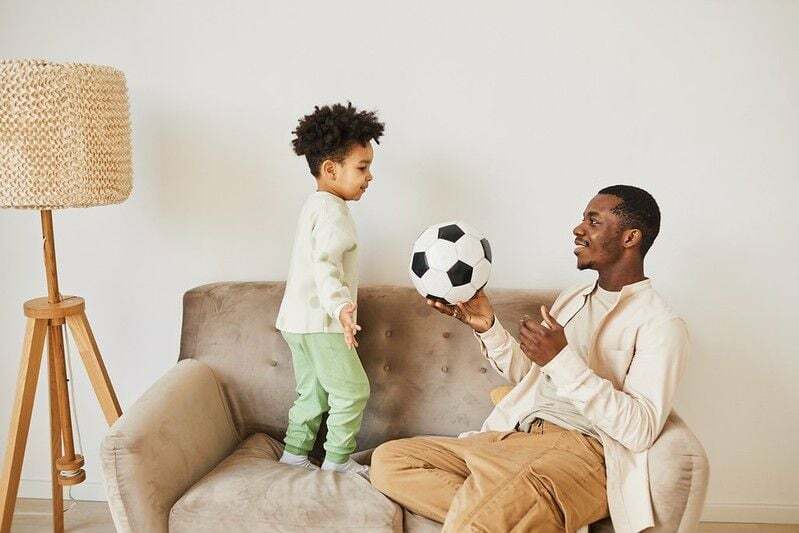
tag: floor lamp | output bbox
[0,59,132,533]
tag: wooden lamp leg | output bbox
[47,333,65,533]
[0,319,48,532]
[39,211,86,488]
[66,313,122,425]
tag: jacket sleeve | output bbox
[310,203,356,322]
[542,317,689,452]
[475,318,535,384]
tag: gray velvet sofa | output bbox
[100,282,709,532]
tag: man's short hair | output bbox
[598,185,661,256]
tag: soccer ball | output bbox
[409,221,492,304]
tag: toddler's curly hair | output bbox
[292,102,384,177]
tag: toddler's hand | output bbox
[339,302,361,349]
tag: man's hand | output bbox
[519,306,567,366]
[339,303,361,349]
[426,288,495,333]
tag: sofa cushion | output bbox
[169,433,403,532]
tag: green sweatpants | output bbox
[281,332,371,464]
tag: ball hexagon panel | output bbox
[470,258,491,290]
[420,268,452,299]
[410,270,427,295]
[426,239,457,271]
[447,283,478,304]
[455,221,481,239]
[455,234,484,266]
[413,226,439,253]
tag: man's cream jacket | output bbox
[466,279,689,533]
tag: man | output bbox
[371,185,689,533]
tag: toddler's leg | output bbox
[281,332,329,457]
[305,333,370,464]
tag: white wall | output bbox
[1,0,797,523]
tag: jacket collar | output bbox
[580,278,651,299]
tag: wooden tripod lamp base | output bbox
[0,286,125,533]
[0,295,122,533]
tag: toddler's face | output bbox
[332,142,374,201]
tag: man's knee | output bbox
[444,471,566,533]
[370,441,397,490]
[370,438,414,492]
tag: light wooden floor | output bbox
[10,498,799,532]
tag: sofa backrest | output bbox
[179,282,556,452]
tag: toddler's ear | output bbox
[322,159,336,179]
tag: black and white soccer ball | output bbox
[409,221,492,304]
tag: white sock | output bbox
[321,458,349,472]
[280,450,309,465]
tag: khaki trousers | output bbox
[370,420,608,532]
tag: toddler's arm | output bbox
[311,204,356,325]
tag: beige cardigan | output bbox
[465,278,689,533]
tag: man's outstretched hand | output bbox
[426,289,495,333]
[339,302,361,349]
[519,305,567,366]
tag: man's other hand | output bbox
[519,306,567,365]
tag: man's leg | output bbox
[370,435,472,522]
[444,421,608,532]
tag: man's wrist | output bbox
[474,314,495,334]
[536,345,565,366]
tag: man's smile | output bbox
[574,238,589,254]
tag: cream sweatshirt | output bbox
[276,191,358,334]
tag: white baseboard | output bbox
[702,503,799,524]
[17,479,799,525]
[19,478,107,502]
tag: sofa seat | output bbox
[169,433,403,532]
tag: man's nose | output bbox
[573,224,584,236]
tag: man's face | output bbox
[573,194,626,271]
[333,141,374,201]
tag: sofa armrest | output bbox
[647,412,710,532]
[100,359,241,533]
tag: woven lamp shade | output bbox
[0,59,132,209]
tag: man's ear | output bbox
[321,159,336,180]
[623,228,642,250]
